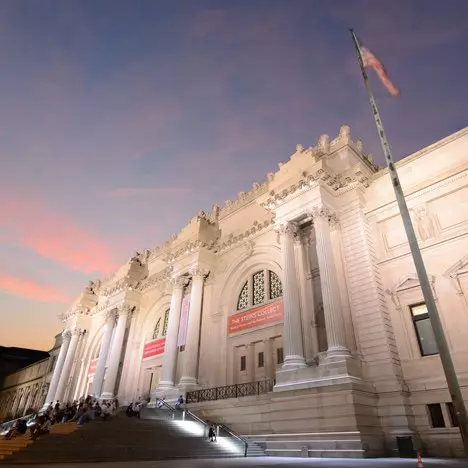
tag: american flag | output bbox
[361,46,400,96]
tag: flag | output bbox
[361,46,400,96]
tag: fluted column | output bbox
[179,268,207,388]
[247,343,256,382]
[277,222,306,368]
[91,310,116,397]
[42,331,71,407]
[55,328,82,402]
[158,277,187,389]
[101,305,132,399]
[295,231,319,362]
[264,338,274,379]
[311,206,350,358]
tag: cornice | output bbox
[216,217,275,254]
[260,167,370,211]
[137,266,174,292]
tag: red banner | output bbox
[143,337,166,359]
[228,299,283,335]
[88,358,98,376]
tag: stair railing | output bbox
[0,414,34,436]
[155,399,176,419]
[156,399,248,457]
[217,422,249,457]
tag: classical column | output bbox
[91,310,116,397]
[311,206,350,358]
[158,277,187,389]
[264,338,274,379]
[43,330,71,407]
[101,305,132,399]
[247,343,256,382]
[55,328,82,402]
[179,268,207,388]
[294,231,319,362]
[277,222,306,368]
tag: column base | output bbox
[100,392,115,401]
[326,345,352,361]
[149,383,180,407]
[274,355,362,392]
[178,376,199,394]
[282,354,307,369]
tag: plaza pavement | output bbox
[2,457,467,468]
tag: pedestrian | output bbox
[208,424,216,442]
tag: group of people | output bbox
[1,395,119,441]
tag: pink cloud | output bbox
[0,194,118,274]
[0,271,71,303]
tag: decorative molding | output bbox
[216,217,275,253]
[189,267,210,279]
[275,221,298,239]
[445,255,468,296]
[137,266,173,293]
[170,276,189,290]
[244,240,255,258]
[219,181,269,220]
[309,205,338,226]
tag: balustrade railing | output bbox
[186,378,274,404]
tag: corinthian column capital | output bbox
[105,308,117,322]
[189,267,209,279]
[170,276,189,290]
[310,205,338,225]
[275,221,298,239]
[117,303,135,317]
[61,330,72,342]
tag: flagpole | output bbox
[349,28,468,455]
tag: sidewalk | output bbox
[2,456,467,468]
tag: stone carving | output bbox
[118,304,135,317]
[244,240,255,257]
[189,267,209,279]
[275,222,298,239]
[310,206,338,225]
[105,308,118,322]
[412,204,436,241]
[61,330,72,341]
[317,134,330,153]
[170,276,189,290]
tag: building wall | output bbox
[33,126,468,456]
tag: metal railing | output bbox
[186,378,274,403]
[155,399,249,457]
[0,414,34,436]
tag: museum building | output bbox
[1,126,468,457]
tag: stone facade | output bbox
[0,335,61,419]
[1,126,467,457]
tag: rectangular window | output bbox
[410,303,438,356]
[276,347,284,365]
[427,403,445,428]
[258,352,264,368]
[446,402,459,427]
[240,355,246,371]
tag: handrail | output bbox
[0,413,34,435]
[217,422,249,457]
[154,398,248,457]
[155,398,176,413]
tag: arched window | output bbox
[236,269,283,311]
[162,309,170,336]
[152,309,170,340]
[152,318,161,340]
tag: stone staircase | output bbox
[245,431,367,458]
[0,422,77,461]
[0,411,264,464]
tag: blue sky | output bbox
[0,0,467,350]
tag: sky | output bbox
[0,0,467,351]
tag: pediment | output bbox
[389,274,436,294]
[445,254,468,279]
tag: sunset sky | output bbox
[0,0,467,351]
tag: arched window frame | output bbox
[236,269,283,312]
[151,309,170,341]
